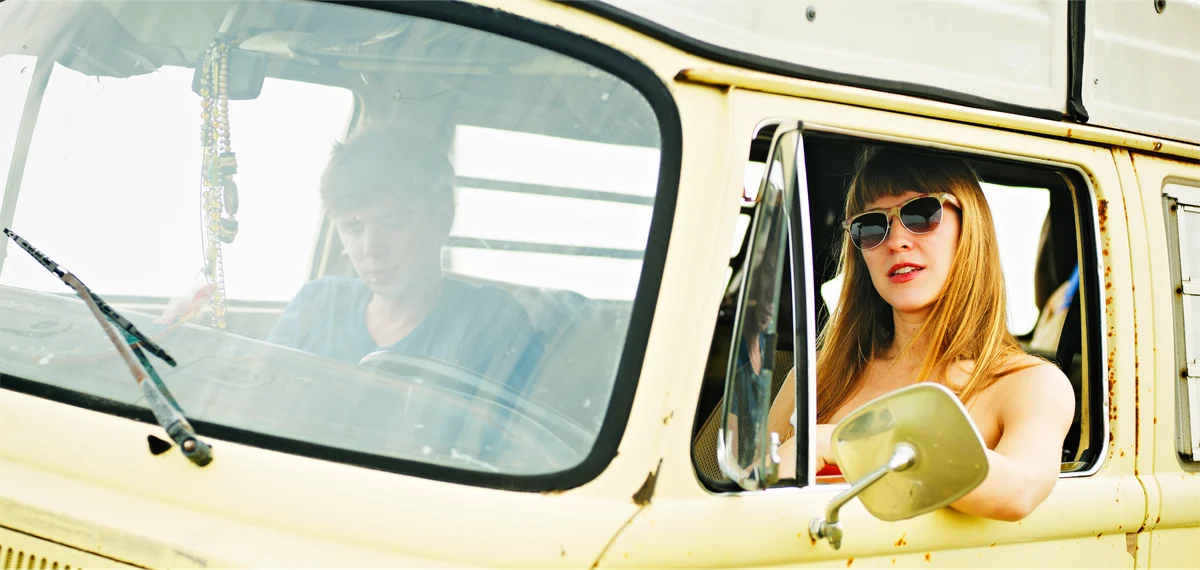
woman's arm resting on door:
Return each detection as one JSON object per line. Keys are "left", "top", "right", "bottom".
{"left": 950, "top": 362, "right": 1075, "bottom": 521}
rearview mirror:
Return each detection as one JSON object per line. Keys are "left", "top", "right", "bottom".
{"left": 810, "top": 383, "right": 988, "bottom": 549}
{"left": 190, "top": 47, "right": 266, "bottom": 101}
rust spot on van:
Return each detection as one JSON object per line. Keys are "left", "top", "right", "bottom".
{"left": 1103, "top": 248, "right": 1109, "bottom": 257}
{"left": 1067, "top": 129, "right": 1073, "bottom": 137}
{"left": 662, "top": 411, "right": 674, "bottom": 425}
{"left": 631, "top": 459, "right": 663, "bottom": 506}
{"left": 1153, "top": 141, "right": 1163, "bottom": 151}
{"left": 847, "top": 558, "right": 855, "bottom": 567}
{"left": 924, "top": 553, "right": 931, "bottom": 562}
{"left": 895, "top": 534, "right": 907, "bottom": 547}
{"left": 1156, "top": 516, "right": 1161, "bottom": 524}
{"left": 1098, "top": 199, "right": 1109, "bottom": 232}
{"left": 1134, "top": 405, "right": 1141, "bottom": 459}
{"left": 1109, "top": 432, "right": 1115, "bottom": 443}
{"left": 892, "top": 558, "right": 897, "bottom": 565}
{"left": 1154, "top": 417, "right": 1158, "bottom": 424}
{"left": 1098, "top": 533, "right": 1104, "bottom": 539}
{"left": 1120, "top": 449, "right": 1126, "bottom": 457}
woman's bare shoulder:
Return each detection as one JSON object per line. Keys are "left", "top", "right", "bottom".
{"left": 990, "top": 355, "right": 1075, "bottom": 416}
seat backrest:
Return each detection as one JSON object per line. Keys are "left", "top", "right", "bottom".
{"left": 451, "top": 272, "right": 637, "bottom": 437}
{"left": 517, "top": 304, "right": 629, "bottom": 435}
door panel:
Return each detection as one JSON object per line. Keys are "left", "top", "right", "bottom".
{"left": 607, "top": 91, "right": 1146, "bottom": 568}
{"left": 1124, "top": 151, "right": 1200, "bottom": 569}
{"left": 602, "top": 473, "right": 1144, "bottom": 567}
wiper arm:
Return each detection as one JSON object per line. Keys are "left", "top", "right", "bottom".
{"left": 3, "top": 229, "right": 177, "bottom": 366}
{"left": 4, "top": 228, "right": 213, "bottom": 466}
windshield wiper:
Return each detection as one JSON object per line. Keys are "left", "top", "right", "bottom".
{"left": 4, "top": 228, "right": 213, "bottom": 466}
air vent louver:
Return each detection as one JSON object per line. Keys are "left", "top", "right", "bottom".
{"left": 0, "top": 528, "right": 136, "bottom": 569}
{"left": 1, "top": 542, "right": 75, "bottom": 569}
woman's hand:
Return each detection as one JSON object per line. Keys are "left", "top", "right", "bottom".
{"left": 815, "top": 423, "right": 837, "bottom": 468}
{"left": 777, "top": 423, "right": 836, "bottom": 480}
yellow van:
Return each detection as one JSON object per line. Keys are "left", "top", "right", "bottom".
{"left": 0, "top": 0, "right": 1196, "bottom": 567}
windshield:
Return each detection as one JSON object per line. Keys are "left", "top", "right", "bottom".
{"left": 0, "top": 0, "right": 668, "bottom": 483}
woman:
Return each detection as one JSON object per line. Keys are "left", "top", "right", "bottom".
{"left": 771, "top": 146, "right": 1074, "bottom": 522}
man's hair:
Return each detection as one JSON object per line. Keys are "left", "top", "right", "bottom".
{"left": 319, "top": 125, "right": 456, "bottom": 217}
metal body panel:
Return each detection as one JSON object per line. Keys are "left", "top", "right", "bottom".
{"left": 1124, "top": 151, "right": 1200, "bottom": 568}
{"left": 0, "top": 0, "right": 1196, "bottom": 568}
{"left": 1082, "top": 0, "right": 1200, "bottom": 144}
{"left": 598, "top": 0, "right": 1068, "bottom": 113}
{"left": 0, "top": 526, "right": 136, "bottom": 569}
{"left": 595, "top": 87, "right": 1147, "bottom": 568}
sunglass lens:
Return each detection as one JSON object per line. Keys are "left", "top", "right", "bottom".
{"left": 900, "top": 196, "right": 944, "bottom": 234}
{"left": 850, "top": 213, "right": 888, "bottom": 250}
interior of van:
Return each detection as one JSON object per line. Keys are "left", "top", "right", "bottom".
{"left": 691, "top": 126, "right": 1103, "bottom": 490}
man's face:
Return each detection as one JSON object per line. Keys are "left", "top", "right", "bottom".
{"left": 333, "top": 197, "right": 449, "bottom": 299}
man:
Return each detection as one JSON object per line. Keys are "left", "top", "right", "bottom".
{"left": 267, "top": 126, "right": 540, "bottom": 391}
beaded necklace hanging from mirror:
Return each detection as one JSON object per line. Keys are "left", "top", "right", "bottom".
{"left": 199, "top": 37, "right": 240, "bottom": 329}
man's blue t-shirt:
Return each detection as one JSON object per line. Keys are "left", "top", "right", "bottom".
{"left": 266, "top": 276, "right": 541, "bottom": 391}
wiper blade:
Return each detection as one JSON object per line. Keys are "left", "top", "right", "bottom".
{"left": 4, "top": 228, "right": 212, "bottom": 466}
{"left": 3, "top": 229, "right": 177, "bottom": 367}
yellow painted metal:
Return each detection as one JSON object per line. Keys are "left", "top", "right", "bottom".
{"left": 0, "top": 526, "right": 137, "bottom": 569}
{"left": 594, "top": 86, "right": 1147, "bottom": 568}
{"left": 0, "top": 3, "right": 733, "bottom": 567}
{"left": 1123, "top": 151, "right": 1200, "bottom": 569}
{"left": 0, "top": 1, "right": 1195, "bottom": 568}
{"left": 676, "top": 67, "right": 1200, "bottom": 161}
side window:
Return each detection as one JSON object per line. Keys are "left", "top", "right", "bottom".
{"left": 0, "top": 61, "right": 353, "bottom": 302}
{"left": 1164, "top": 182, "right": 1200, "bottom": 461}
{"left": 716, "top": 127, "right": 794, "bottom": 490}
{"left": 447, "top": 125, "right": 657, "bottom": 301}
{"left": 692, "top": 131, "right": 1103, "bottom": 491}
{"left": 692, "top": 125, "right": 797, "bottom": 491}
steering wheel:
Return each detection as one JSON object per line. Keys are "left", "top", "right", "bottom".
{"left": 356, "top": 350, "right": 593, "bottom": 471}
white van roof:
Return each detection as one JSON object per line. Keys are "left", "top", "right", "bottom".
{"left": 594, "top": 0, "right": 1199, "bottom": 144}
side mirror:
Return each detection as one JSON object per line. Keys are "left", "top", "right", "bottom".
{"left": 809, "top": 383, "right": 988, "bottom": 549}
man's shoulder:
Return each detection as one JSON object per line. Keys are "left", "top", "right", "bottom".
{"left": 445, "top": 278, "right": 530, "bottom": 321}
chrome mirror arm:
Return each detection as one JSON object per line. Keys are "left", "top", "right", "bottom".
{"left": 809, "top": 443, "right": 917, "bottom": 549}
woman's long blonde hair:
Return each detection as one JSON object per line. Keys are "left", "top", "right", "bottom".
{"left": 816, "top": 147, "right": 1032, "bottom": 422}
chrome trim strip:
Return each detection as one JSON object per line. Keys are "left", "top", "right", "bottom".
{"left": 791, "top": 127, "right": 819, "bottom": 488}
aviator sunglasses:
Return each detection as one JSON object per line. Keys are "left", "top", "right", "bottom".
{"left": 843, "top": 193, "right": 961, "bottom": 251}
